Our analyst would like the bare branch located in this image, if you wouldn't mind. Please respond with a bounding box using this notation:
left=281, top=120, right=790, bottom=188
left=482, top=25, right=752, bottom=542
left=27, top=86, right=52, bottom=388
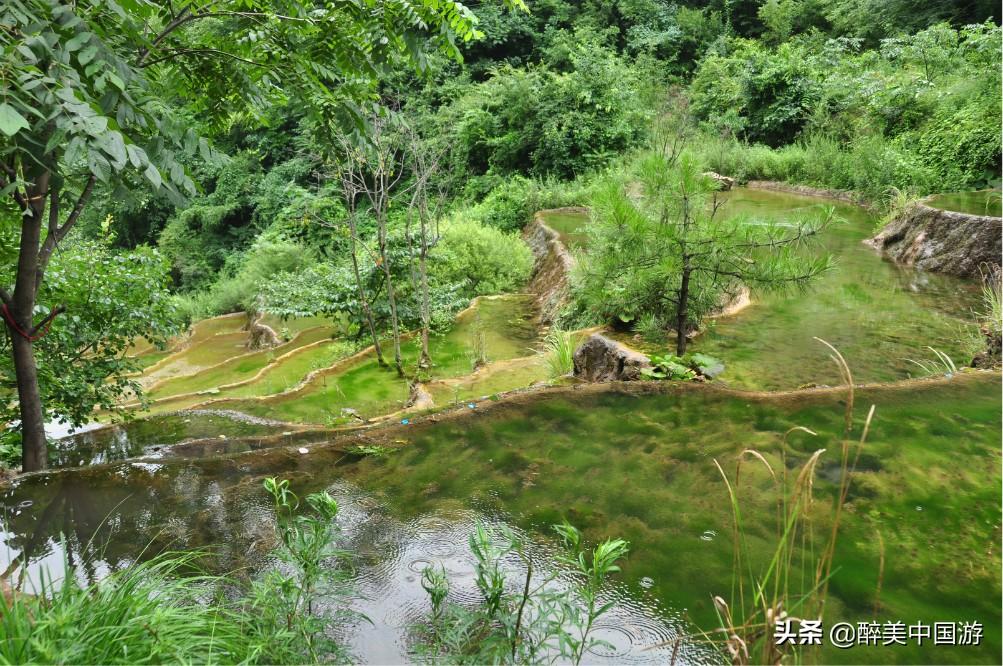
left=36, top=175, right=96, bottom=294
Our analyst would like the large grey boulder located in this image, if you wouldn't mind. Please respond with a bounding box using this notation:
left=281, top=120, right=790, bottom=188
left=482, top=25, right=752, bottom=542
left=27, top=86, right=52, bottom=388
left=573, top=333, right=651, bottom=382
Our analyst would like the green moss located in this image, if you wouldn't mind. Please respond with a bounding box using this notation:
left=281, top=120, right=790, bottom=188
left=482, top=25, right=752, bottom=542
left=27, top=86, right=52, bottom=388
left=339, top=374, right=1001, bottom=664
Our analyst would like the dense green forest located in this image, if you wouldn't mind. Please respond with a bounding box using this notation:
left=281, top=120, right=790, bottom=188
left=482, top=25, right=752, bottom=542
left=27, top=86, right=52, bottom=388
left=0, top=0, right=1000, bottom=663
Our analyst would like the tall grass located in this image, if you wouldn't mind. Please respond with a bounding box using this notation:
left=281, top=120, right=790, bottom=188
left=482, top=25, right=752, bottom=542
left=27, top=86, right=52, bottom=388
left=0, top=479, right=352, bottom=665
left=906, top=346, right=959, bottom=376
left=684, top=339, right=876, bottom=664
left=0, top=552, right=256, bottom=664
left=978, top=264, right=1002, bottom=337
left=689, top=131, right=944, bottom=203
left=542, top=328, right=578, bottom=378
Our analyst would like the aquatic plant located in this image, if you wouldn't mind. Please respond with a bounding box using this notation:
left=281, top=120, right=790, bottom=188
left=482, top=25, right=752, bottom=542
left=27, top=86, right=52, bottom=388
left=0, top=479, right=356, bottom=664
left=542, top=328, right=578, bottom=378
left=0, top=552, right=260, bottom=664
left=641, top=352, right=724, bottom=381
left=469, top=311, right=489, bottom=371
left=978, top=264, right=1002, bottom=337
left=692, top=340, right=875, bottom=664
left=415, top=521, right=629, bottom=664
left=906, top=346, right=959, bottom=377
left=246, top=478, right=354, bottom=663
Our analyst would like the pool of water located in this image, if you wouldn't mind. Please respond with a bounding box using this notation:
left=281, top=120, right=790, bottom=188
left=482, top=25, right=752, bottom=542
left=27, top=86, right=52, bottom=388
left=551, top=188, right=981, bottom=390
left=926, top=190, right=1002, bottom=217
left=1, top=373, right=998, bottom=664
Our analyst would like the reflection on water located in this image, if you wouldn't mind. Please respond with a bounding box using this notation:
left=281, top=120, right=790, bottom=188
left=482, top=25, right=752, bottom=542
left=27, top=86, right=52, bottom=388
left=3, top=375, right=998, bottom=664
left=328, top=481, right=703, bottom=663
left=0, top=452, right=706, bottom=664
left=926, top=190, right=1002, bottom=217
left=47, top=411, right=303, bottom=468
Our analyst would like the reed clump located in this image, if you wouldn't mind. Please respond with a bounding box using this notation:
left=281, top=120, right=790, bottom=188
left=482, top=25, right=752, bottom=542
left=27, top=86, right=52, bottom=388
left=667, top=339, right=877, bottom=664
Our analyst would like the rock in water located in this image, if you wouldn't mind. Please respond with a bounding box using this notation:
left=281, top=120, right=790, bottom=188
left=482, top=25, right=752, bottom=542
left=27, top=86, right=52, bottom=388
left=866, top=202, right=1002, bottom=278
left=703, top=171, right=735, bottom=190
left=573, top=333, right=652, bottom=382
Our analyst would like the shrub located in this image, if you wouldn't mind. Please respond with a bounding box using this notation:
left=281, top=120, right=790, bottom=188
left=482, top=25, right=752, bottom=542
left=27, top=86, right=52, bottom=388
left=434, top=218, right=534, bottom=297
left=468, top=176, right=540, bottom=232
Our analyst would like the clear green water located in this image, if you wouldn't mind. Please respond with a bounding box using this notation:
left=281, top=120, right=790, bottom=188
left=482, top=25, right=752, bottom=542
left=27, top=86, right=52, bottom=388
left=540, top=210, right=591, bottom=249
left=147, top=326, right=337, bottom=399
left=926, top=190, right=1002, bottom=217
left=2, top=374, right=998, bottom=663
left=552, top=188, right=981, bottom=390
left=2, top=191, right=997, bottom=665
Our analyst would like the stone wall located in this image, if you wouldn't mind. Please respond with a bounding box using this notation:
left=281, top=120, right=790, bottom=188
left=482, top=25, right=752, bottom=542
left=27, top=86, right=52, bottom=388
left=522, top=211, right=576, bottom=324
left=866, top=203, right=1002, bottom=278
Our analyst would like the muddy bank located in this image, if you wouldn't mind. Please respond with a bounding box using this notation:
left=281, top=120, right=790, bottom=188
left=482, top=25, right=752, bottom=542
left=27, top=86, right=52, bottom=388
left=522, top=210, right=577, bottom=324
left=866, top=201, right=1002, bottom=278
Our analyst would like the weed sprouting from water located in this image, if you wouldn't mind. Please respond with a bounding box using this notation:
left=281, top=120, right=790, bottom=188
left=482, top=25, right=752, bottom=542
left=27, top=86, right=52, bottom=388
left=469, top=311, right=489, bottom=371
left=675, top=339, right=877, bottom=664
left=414, top=521, right=629, bottom=664
left=541, top=329, right=578, bottom=379
left=906, top=346, right=959, bottom=376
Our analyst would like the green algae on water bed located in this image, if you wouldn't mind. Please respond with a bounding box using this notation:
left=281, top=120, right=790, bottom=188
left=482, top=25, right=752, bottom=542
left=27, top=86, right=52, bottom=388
left=3, top=373, right=999, bottom=664
left=338, top=372, right=1001, bottom=665
left=695, top=189, right=981, bottom=389
left=926, top=190, right=1002, bottom=217
left=147, top=325, right=338, bottom=400
left=539, top=210, right=591, bottom=249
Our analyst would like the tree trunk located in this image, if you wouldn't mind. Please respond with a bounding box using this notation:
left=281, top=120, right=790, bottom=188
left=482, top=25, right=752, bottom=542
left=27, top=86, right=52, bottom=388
left=378, top=219, right=404, bottom=377
left=9, top=333, right=46, bottom=471
left=417, top=215, right=432, bottom=370
left=675, top=265, right=691, bottom=357
left=347, top=219, right=385, bottom=366
left=9, top=190, right=47, bottom=472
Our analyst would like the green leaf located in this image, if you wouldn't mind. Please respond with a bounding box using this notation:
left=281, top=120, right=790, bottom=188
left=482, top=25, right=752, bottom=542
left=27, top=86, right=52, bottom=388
left=100, top=131, right=127, bottom=168
left=144, top=163, right=162, bottom=189
left=65, top=32, right=91, bottom=52
left=78, top=45, right=98, bottom=65
left=126, top=144, right=148, bottom=168
left=0, top=103, right=30, bottom=137
left=88, top=151, right=111, bottom=182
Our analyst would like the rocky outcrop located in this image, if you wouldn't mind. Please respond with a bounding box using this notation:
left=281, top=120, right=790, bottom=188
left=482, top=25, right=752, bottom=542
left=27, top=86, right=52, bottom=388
left=406, top=383, right=434, bottom=410
left=866, top=202, right=1002, bottom=278
left=246, top=311, right=281, bottom=349
left=523, top=213, right=576, bottom=324
left=573, top=333, right=651, bottom=382
left=704, top=172, right=735, bottom=190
